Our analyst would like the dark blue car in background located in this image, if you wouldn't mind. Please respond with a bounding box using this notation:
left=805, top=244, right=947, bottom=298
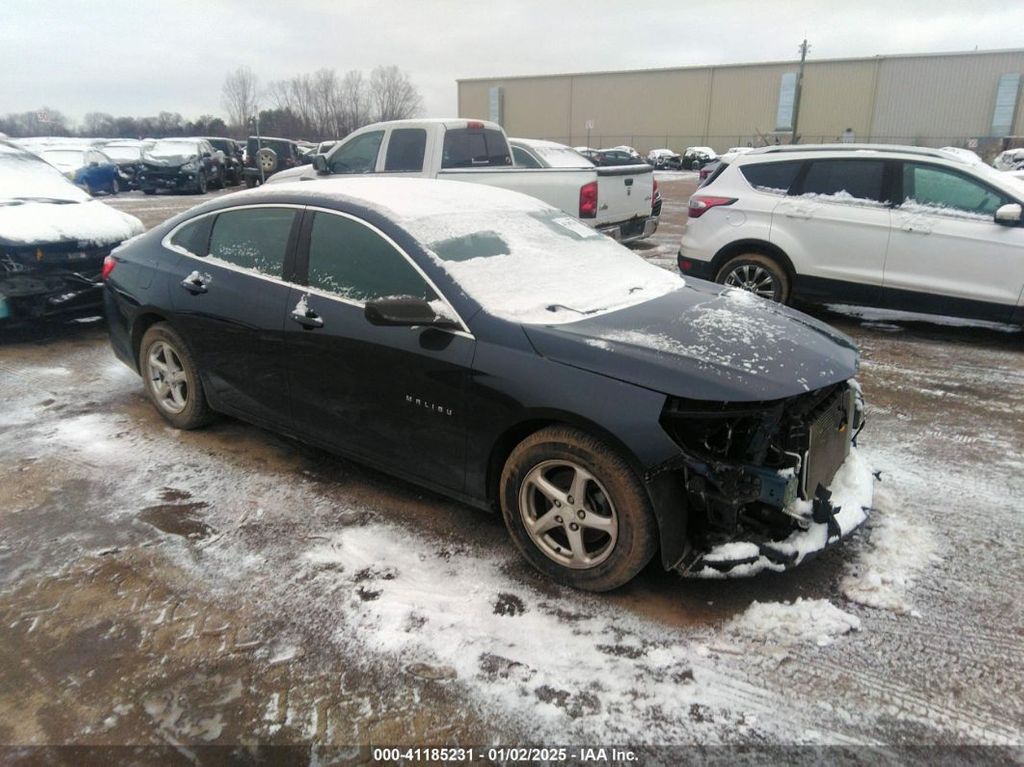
left=39, top=146, right=120, bottom=195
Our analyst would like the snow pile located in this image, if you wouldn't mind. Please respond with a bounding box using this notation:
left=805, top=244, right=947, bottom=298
left=841, top=486, right=937, bottom=615
left=726, top=598, right=861, bottom=647
left=895, top=200, right=992, bottom=223
left=694, top=448, right=874, bottom=578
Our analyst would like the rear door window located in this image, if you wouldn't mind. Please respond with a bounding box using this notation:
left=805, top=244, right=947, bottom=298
left=739, top=160, right=802, bottom=194
left=208, top=207, right=296, bottom=277
left=305, top=212, right=436, bottom=302
left=330, top=131, right=384, bottom=174
left=169, top=216, right=212, bottom=257
left=798, top=159, right=885, bottom=203
left=383, top=129, right=427, bottom=172
left=441, top=128, right=511, bottom=168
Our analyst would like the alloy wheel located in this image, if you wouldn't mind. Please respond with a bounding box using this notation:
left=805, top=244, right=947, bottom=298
left=519, top=459, right=618, bottom=569
left=724, top=263, right=777, bottom=299
left=146, top=341, right=189, bottom=414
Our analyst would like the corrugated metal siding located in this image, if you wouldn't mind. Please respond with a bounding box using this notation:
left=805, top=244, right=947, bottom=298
left=870, top=51, right=1024, bottom=142
left=457, top=50, right=1024, bottom=153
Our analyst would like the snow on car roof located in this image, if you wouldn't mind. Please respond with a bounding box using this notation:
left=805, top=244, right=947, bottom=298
left=266, top=177, right=683, bottom=324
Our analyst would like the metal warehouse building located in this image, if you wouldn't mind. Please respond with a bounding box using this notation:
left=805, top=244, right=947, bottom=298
left=457, top=48, right=1024, bottom=156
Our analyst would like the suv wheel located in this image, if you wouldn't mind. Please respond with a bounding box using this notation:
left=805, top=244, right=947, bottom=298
left=716, top=253, right=790, bottom=303
left=139, top=323, right=213, bottom=430
left=500, top=426, right=658, bottom=592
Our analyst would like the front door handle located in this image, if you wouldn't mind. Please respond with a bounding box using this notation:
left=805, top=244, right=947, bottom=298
left=290, top=309, right=324, bottom=329
left=180, top=271, right=210, bottom=294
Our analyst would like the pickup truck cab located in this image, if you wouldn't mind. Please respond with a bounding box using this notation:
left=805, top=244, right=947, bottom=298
left=269, top=119, right=659, bottom=243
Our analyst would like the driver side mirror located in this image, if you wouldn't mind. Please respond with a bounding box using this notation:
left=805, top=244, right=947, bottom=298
left=313, top=154, right=330, bottom=174
left=995, top=203, right=1022, bottom=226
left=364, top=296, right=459, bottom=330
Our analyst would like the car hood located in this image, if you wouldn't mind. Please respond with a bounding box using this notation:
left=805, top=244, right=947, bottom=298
left=142, top=153, right=196, bottom=167
left=0, top=199, right=144, bottom=247
left=264, top=164, right=313, bottom=184
left=522, top=281, right=859, bottom=402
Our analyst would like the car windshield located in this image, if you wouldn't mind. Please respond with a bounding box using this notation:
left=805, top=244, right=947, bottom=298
left=530, top=144, right=593, bottom=168
left=406, top=207, right=682, bottom=324
left=41, top=149, right=85, bottom=167
left=104, top=145, right=141, bottom=162
left=0, top=144, right=89, bottom=204
left=144, top=140, right=198, bottom=159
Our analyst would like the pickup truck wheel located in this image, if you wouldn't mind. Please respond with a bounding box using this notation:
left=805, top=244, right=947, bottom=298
left=716, top=253, right=790, bottom=303
left=500, top=426, right=657, bottom=592
left=139, top=323, right=213, bottom=430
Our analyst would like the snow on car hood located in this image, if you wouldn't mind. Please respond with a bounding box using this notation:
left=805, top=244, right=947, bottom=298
left=524, top=280, right=859, bottom=401
left=0, top=199, right=144, bottom=246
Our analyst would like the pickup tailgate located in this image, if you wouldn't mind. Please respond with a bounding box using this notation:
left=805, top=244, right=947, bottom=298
left=594, top=165, right=655, bottom=228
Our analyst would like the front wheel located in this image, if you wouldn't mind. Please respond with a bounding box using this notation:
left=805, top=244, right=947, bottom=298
left=109, top=176, right=119, bottom=195
left=500, top=426, right=658, bottom=591
left=139, top=323, right=213, bottom=430
left=195, top=172, right=208, bottom=194
left=715, top=253, right=791, bottom=304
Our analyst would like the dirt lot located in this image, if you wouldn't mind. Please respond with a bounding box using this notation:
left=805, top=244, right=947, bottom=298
left=1, top=181, right=1022, bottom=755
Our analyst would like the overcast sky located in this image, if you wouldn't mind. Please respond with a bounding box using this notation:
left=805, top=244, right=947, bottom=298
left=3, top=0, right=1023, bottom=126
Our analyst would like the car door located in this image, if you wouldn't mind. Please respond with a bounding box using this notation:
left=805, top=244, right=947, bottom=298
left=882, top=161, right=1024, bottom=321
left=168, top=205, right=300, bottom=428
left=772, top=158, right=892, bottom=305
left=283, top=208, right=474, bottom=492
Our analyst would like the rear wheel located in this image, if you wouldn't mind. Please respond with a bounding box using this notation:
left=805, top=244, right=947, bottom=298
left=500, top=426, right=658, bottom=592
left=715, top=253, right=790, bottom=304
left=139, top=323, right=213, bottom=430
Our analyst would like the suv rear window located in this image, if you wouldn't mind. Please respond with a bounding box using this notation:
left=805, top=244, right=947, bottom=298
left=441, top=128, right=511, bottom=169
left=740, top=161, right=802, bottom=193
left=798, top=159, right=885, bottom=202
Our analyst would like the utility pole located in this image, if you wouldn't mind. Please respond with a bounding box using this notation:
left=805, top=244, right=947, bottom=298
left=790, top=39, right=809, bottom=144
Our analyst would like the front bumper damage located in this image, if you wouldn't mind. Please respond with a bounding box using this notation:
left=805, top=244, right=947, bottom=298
left=650, top=381, right=872, bottom=577
left=1, top=248, right=108, bottom=322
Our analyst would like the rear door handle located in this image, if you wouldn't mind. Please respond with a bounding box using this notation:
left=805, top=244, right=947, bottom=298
left=290, top=309, right=324, bottom=329
left=180, top=272, right=210, bottom=294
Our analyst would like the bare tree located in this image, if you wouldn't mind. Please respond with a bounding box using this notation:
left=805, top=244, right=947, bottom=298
left=221, top=66, right=259, bottom=129
left=339, top=69, right=371, bottom=135
left=369, top=65, right=423, bottom=123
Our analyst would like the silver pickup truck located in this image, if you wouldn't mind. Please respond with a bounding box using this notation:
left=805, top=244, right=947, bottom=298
left=267, top=118, right=659, bottom=243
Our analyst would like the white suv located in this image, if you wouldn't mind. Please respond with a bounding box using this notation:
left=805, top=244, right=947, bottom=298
left=678, top=144, right=1024, bottom=325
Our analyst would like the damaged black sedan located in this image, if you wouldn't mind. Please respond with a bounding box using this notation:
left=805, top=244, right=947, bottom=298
left=1, top=140, right=143, bottom=324
left=104, top=178, right=870, bottom=591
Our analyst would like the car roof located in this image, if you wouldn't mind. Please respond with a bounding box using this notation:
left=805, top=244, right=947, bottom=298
left=738, top=143, right=980, bottom=165
left=509, top=137, right=573, bottom=150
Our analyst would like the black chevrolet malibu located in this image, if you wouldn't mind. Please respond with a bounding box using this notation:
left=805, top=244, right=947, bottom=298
left=104, top=178, right=870, bottom=591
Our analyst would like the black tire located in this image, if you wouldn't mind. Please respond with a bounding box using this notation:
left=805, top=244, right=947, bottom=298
left=500, top=426, right=658, bottom=592
left=715, top=252, right=791, bottom=304
left=211, top=168, right=224, bottom=190
left=109, top=176, right=119, bottom=195
left=195, top=172, right=208, bottom=194
left=138, top=323, right=214, bottom=430
left=245, top=175, right=257, bottom=189
left=143, top=188, right=157, bottom=195
left=690, top=160, right=701, bottom=170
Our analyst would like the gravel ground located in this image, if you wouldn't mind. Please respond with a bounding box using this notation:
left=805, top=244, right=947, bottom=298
left=0, top=180, right=1021, bottom=756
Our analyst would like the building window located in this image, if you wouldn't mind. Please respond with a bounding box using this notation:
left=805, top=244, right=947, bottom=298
left=776, top=72, right=797, bottom=131
left=992, top=74, right=1021, bottom=137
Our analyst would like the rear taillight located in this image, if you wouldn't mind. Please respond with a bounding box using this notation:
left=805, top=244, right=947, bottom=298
left=101, top=255, right=116, bottom=280
left=688, top=195, right=737, bottom=219
left=579, top=180, right=598, bottom=219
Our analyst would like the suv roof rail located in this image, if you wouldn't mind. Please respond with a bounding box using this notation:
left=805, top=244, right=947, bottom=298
left=748, top=143, right=973, bottom=163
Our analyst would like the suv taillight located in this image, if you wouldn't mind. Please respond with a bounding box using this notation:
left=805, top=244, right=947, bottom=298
left=101, top=255, right=116, bottom=280
left=688, top=195, right=737, bottom=219
left=579, top=181, right=598, bottom=219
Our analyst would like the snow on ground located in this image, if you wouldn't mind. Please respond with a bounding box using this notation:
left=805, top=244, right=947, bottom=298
left=840, top=486, right=938, bottom=615
left=726, top=598, right=861, bottom=647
